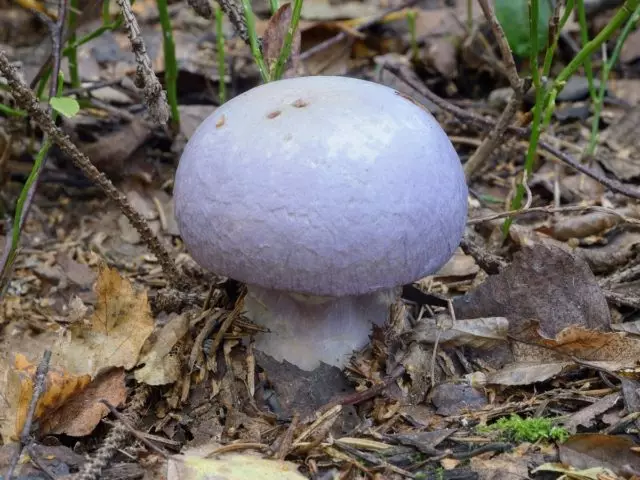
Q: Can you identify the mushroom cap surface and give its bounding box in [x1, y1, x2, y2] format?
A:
[174, 75, 468, 297]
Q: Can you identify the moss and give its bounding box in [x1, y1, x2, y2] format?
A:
[478, 414, 569, 444]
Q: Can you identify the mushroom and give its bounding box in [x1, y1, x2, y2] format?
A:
[174, 75, 468, 372]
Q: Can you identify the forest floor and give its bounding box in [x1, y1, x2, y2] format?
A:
[2, 0, 640, 479]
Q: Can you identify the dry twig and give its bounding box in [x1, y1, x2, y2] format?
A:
[0, 51, 186, 288]
[6, 351, 52, 480]
[384, 63, 640, 200]
[76, 386, 150, 480]
[115, 0, 169, 124]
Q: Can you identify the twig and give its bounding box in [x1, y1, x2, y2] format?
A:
[383, 63, 640, 200]
[0, 51, 187, 288]
[115, 0, 169, 124]
[99, 399, 169, 458]
[187, 0, 250, 46]
[334, 442, 417, 478]
[76, 386, 150, 480]
[464, 0, 527, 179]
[603, 290, 640, 309]
[477, 0, 524, 91]
[467, 204, 640, 225]
[5, 350, 52, 480]
[274, 413, 299, 460]
[460, 234, 506, 274]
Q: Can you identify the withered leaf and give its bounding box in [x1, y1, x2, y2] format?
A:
[261, 3, 301, 77]
[453, 244, 610, 338]
[42, 368, 126, 436]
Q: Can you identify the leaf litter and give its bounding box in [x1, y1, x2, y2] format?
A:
[3, 0, 640, 479]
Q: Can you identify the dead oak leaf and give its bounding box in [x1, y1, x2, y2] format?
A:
[0, 353, 91, 443]
[42, 367, 126, 437]
[53, 265, 154, 377]
[541, 325, 640, 364]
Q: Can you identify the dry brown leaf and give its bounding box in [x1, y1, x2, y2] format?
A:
[432, 248, 479, 278]
[262, 2, 302, 78]
[483, 361, 573, 386]
[410, 316, 508, 349]
[0, 353, 91, 442]
[42, 368, 126, 436]
[135, 313, 189, 385]
[559, 434, 640, 477]
[562, 393, 621, 434]
[52, 265, 155, 377]
[453, 244, 611, 338]
[471, 451, 530, 480]
[541, 325, 640, 363]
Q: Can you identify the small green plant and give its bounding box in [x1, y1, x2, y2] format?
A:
[156, 0, 180, 130]
[406, 9, 418, 61]
[499, 0, 640, 234]
[478, 414, 569, 444]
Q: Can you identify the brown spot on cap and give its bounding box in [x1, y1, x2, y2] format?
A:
[267, 110, 282, 119]
[216, 115, 226, 128]
[292, 98, 309, 108]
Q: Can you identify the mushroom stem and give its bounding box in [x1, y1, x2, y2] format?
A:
[244, 285, 399, 371]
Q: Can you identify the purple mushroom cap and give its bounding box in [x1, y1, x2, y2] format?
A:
[174, 75, 468, 298]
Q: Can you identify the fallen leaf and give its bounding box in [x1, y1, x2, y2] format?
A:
[484, 361, 572, 386]
[410, 316, 509, 349]
[135, 314, 189, 385]
[453, 244, 611, 338]
[471, 451, 531, 480]
[167, 452, 307, 480]
[559, 434, 640, 477]
[562, 393, 621, 434]
[533, 463, 620, 479]
[0, 353, 91, 442]
[52, 265, 155, 377]
[430, 383, 487, 415]
[42, 368, 126, 436]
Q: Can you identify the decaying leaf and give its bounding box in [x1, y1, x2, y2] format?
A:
[262, 3, 302, 77]
[483, 361, 573, 386]
[532, 463, 619, 479]
[410, 316, 508, 349]
[562, 393, 621, 434]
[135, 313, 189, 385]
[167, 452, 307, 480]
[42, 368, 126, 436]
[453, 244, 611, 338]
[559, 434, 640, 477]
[0, 353, 91, 442]
[52, 265, 155, 377]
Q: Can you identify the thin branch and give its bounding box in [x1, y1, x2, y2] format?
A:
[383, 63, 640, 200]
[468, 204, 640, 225]
[0, 50, 187, 288]
[99, 400, 169, 458]
[464, 0, 528, 179]
[477, 0, 525, 92]
[115, 0, 169, 124]
[6, 351, 52, 480]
